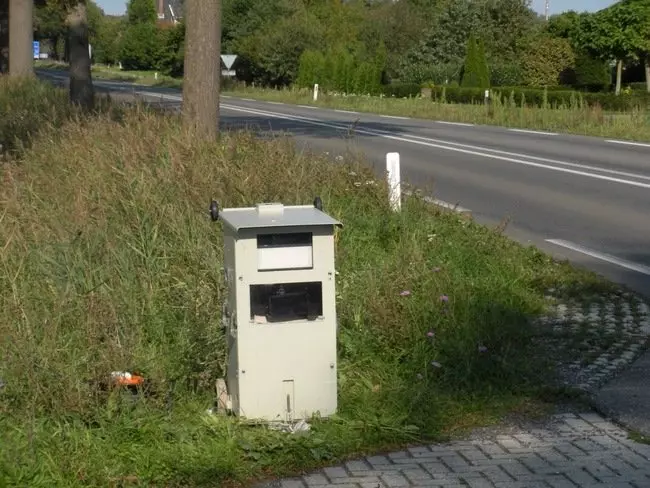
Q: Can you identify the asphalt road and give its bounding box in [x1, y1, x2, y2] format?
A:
[38, 70, 650, 296]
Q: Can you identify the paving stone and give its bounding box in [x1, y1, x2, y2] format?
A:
[304, 474, 329, 486]
[324, 467, 349, 479]
[380, 472, 410, 487]
[257, 408, 650, 488]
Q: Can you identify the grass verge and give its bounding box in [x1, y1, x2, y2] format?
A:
[35, 62, 650, 142]
[224, 86, 650, 142]
[1, 78, 616, 487]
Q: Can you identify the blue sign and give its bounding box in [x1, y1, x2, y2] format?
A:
[33, 41, 40, 59]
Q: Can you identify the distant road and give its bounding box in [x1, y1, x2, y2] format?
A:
[38, 69, 650, 295]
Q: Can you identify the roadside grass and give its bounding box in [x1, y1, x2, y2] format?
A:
[225, 86, 650, 142]
[35, 62, 650, 142]
[0, 79, 615, 487]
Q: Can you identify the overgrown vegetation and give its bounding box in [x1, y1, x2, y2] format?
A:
[0, 78, 614, 487]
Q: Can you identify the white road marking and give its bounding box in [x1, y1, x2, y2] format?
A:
[334, 109, 359, 114]
[380, 115, 410, 120]
[218, 102, 650, 190]
[268, 102, 284, 105]
[241, 98, 255, 101]
[436, 121, 474, 127]
[606, 140, 650, 148]
[546, 239, 650, 276]
[298, 105, 317, 109]
[509, 128, 558, 136]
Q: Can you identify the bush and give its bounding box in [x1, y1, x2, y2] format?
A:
[158, 21, 185, 77]
[573, 52, 611, 92]
[489, 62, 524, 87]
[460, 35, 490, 89]
[520, 36, 575, 87]
[398, 62, 462, 85]
[119, 23, 164, 71]
[382, 83, 422, 98]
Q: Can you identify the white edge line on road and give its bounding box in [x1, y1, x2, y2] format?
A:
[606, 140, 650, 148]
[219, 103, 650, 190]
[436, 121, 474, 127]
[509, 129, 558, 136]
[334, 109, 359, 114]
[402, 190, 471, 214]
[131, 92, 650, 190]
[268, 102, 285, 105]
[380, 115, 410, 120]
[546, 239, 650, 276]
[298, 105, 317, 109]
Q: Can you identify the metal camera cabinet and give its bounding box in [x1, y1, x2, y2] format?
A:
[210, 198, 341, 422]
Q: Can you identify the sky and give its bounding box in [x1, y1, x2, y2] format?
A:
[96, 0, 617, 18]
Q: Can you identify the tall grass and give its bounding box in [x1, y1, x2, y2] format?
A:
[226, 85, 650, 142]
[0, 79, 611, 487]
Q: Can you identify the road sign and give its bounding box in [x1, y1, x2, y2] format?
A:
[221, 54, 237, 70]
[33, 41, 40, 59]
[222, 70, 236, 77]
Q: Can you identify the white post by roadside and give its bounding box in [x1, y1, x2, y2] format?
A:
[386, 152, 401, 212]
[313, 83, 319, 101]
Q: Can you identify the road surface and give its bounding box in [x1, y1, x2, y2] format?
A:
[38, 70, 650, 297]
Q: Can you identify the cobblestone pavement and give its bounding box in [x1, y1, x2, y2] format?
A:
[256, 412, 650, 488]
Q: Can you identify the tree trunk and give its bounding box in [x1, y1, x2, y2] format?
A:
[615, 59, 622, 96]
[67, 2, 94, 111]
[182, 0, 221, 140]
[645, 55, 650, 94]
[8, 0, 33, 77]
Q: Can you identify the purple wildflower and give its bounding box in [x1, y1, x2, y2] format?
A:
[440, 295, 449, 302]
[400, 290, 411, 297]
[478, 345, 488, 353]
[427, 330, 435, 338]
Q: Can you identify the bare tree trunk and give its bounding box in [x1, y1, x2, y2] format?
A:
[0, 0, 9, 73]
[615, 59, 622, 96]
[67, 2, 94, 111]
[8, 0, 33, 77]
[182, 0, 221, 140]
[645, 55, 650, 94]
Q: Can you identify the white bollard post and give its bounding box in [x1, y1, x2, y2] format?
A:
[386, 152, 401, 212]
[313, 83, 319, 101]
[155, 72, 158, 80]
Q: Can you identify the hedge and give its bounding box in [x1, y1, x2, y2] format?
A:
[430, 85, 650, 111]
[382, 83, 422, 98]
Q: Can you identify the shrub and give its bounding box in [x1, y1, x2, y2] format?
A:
[573, 52, 611, 92]
[382, 83, 422, 98]
[489, 62, 524, 87]
[119, 23, 164, 71]
[460, 35, 490, 89]
[431, 84, 650, 111]
[398, 62, 462, 85]
[520, 36, 575, 87]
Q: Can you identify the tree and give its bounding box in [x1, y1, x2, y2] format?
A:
[126, 0, 157, 25]
[461, 35, 490, 88]
[67, 2, 94, 110]
[576, 1, 650, 94]
[182, 0, 221, 140]
[8, 0, 33, 77]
